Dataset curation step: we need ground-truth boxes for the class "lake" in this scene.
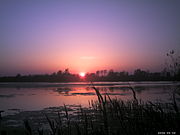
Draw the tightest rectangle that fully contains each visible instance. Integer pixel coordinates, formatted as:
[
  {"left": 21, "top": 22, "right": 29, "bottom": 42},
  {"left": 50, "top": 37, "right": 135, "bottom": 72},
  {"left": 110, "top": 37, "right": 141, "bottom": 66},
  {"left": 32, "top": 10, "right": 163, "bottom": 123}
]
[{"left": 0, "top": 81, "right": 179, "bottom": 116}]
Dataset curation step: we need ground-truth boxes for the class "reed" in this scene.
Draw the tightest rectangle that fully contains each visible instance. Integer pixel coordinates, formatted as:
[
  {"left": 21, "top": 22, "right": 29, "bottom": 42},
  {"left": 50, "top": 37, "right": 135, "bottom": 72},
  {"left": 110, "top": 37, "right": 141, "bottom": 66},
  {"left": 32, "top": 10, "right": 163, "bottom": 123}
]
[
  {"left": 1, "top": 86, "right": 179, "bottom": 135},
  {"left": 24, "top": 120, "right": 32, "bottom": 135}
]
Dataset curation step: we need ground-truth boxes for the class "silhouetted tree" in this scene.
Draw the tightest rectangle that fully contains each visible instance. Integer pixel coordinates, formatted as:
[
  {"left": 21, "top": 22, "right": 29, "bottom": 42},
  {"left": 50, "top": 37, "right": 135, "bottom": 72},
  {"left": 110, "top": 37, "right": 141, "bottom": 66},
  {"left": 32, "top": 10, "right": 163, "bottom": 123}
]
[
  {"left": 103, "top": 70, "right": 107, "bottom": 76},
  {"left": 57, "top": 70, "right": 62, "bottom": 76},
  {"left": 64, "top": 68, "right": 70, "bottom": 75},
  {"left": 100, "top": 70, "right": 104, "bottom": 76},
  {"left": 134, "top": 69, "right": 149, "bottom": 81},
  {"left": 0, "top": 67, "right": 175, "bottom": 82},
  {"left": 108, "top": 69, "right": 114, "bottom": 76},
  {"left": 96, "top": 70, "right": 100, "bottom": 77},
  {"left": 166, "top": 50, "right": 180, "bottom": 80},
  {"left": 16, "top": 74, "right": 21, "bottom": 78}
]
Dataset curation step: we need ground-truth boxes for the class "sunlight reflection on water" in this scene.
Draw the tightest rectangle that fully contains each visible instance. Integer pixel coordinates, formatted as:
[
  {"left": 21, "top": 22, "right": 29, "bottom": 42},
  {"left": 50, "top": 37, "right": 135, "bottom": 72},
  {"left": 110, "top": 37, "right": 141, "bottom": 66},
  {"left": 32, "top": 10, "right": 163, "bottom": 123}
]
[{"left": 0, "top": 81, "right": 179, "bottom": 115}]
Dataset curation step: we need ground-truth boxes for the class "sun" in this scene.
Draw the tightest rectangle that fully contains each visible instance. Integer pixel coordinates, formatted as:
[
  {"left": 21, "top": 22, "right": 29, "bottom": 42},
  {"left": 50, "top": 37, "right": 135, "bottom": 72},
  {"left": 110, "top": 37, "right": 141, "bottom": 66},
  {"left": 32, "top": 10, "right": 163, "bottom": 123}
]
[{"left": 79, "top": 72, "right": 86, "bottom": 77}]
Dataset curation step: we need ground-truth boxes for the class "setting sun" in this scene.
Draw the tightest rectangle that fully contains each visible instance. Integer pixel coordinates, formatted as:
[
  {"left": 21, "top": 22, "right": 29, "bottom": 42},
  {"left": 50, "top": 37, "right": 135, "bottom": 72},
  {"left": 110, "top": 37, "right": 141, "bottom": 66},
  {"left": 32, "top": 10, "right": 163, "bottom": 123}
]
[{"left": 79, "top": 72, "right": 86, "bottom": 77}]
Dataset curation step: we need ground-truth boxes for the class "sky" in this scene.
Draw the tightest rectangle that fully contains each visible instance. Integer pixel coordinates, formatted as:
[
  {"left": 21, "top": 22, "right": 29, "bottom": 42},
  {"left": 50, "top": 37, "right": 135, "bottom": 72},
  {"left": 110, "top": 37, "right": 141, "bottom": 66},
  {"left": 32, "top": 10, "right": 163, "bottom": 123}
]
[{"left": 0, "top": 0, "right": 180, "bottom": 76}]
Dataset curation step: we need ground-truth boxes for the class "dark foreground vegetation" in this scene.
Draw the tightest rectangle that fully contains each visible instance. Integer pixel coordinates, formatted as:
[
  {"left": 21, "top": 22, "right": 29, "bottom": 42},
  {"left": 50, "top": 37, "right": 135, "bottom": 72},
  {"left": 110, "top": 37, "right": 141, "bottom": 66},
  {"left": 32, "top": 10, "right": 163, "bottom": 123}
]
[{"left": 0, "top": 86, "right": 180, "bottom": 135}]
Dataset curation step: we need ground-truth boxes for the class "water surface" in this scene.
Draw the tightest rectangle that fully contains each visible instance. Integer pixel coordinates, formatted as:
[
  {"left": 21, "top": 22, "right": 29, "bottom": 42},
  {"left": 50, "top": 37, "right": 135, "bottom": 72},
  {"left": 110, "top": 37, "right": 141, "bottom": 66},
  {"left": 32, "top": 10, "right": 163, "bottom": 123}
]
[{"left": 0, "top": 81, "right": 179, "bottom": 115}]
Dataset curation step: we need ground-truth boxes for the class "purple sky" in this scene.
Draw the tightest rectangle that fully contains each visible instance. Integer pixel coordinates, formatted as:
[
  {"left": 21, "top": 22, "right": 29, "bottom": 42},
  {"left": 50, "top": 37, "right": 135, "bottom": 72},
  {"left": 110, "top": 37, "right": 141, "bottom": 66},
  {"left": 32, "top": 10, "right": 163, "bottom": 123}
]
[{"left": 0, "top": 0, "right": 180, "bottom": 76}]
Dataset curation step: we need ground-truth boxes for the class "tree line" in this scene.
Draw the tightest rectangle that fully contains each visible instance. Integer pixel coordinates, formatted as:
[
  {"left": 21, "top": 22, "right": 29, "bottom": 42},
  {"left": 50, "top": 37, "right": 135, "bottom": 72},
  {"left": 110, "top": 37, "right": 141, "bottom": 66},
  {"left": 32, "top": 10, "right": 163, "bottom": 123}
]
[
  {"left": 0, "top": 68, "right": 179, "bottom": 82},
  {"left": 0, "top": 50, "right": 179, "bottom": 82}
]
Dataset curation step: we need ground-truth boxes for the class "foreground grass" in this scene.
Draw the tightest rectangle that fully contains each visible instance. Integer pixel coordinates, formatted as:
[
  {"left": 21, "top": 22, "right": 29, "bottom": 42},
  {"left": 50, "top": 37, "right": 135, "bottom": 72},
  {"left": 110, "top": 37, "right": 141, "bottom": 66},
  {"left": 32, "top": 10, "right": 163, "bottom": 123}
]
[{"left": 0, "top": 86, "right": 180, "bottom": 135}]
